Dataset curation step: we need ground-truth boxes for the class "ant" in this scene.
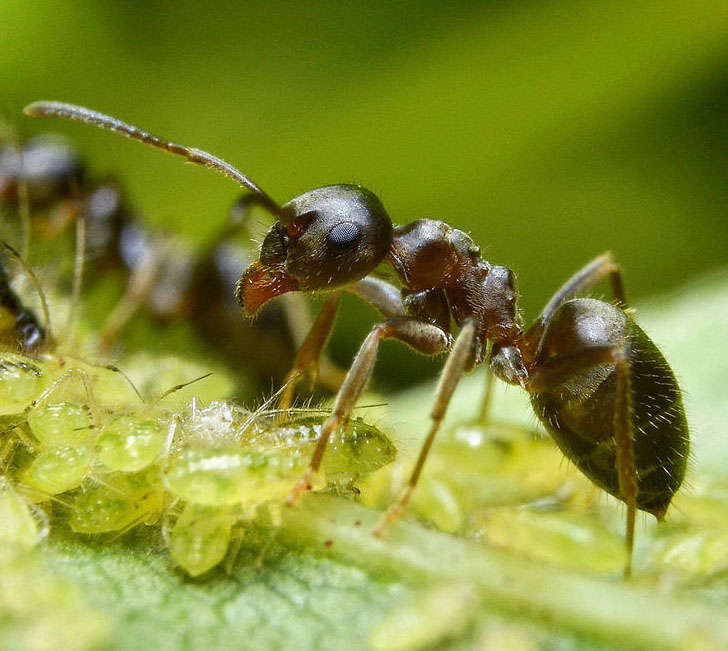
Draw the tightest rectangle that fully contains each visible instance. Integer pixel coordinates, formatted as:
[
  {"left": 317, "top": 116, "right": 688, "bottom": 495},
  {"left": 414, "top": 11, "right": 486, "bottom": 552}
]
[{"left": 24, "top": 101, "right": 690, "bottom": 577}]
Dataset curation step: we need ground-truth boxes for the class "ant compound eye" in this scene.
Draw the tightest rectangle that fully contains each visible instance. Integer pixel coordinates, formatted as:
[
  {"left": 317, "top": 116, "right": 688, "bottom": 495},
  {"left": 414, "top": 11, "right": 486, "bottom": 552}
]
[{"left": 328, "top": 221, "right": 361, "bottom": 250}]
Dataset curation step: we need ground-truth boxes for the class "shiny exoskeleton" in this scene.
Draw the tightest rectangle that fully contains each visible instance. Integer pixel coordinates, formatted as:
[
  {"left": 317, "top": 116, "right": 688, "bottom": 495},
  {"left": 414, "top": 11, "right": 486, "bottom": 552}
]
[{"left": 25, "top": 101, "right": 690, "bottom": 576}]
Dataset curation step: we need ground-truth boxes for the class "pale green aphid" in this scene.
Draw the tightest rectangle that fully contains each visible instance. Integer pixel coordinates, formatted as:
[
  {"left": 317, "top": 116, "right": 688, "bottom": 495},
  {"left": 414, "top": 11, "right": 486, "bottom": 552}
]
[
  {"left": 27, "top": 401, "right": 92, "bottom": 449},
  {"left": 68, "top": 467, "right": 164, "bottom": 534},
  {"left": 95, "top": 414, "right": 168, "bottom": 472},
  {"left": 0, "top": 355, "right": 47, "bottom": 416},
  {"left": 256, "top": 415, "right": 398, "bottom": 484},
  {"left": 21, "top": 445, "right": 91, "bottom": 495},
  {"left": 0, "top": 480, "right": 42, "bottom": 548},
  {"left": 165, "top": 410, "right": 396, "bottom": 510},
  {"left": 168, "top": 503, "right": 234, "bottom": 576},
  {"left": 165, "top": 446, "right": 318, "bottom": 508}
]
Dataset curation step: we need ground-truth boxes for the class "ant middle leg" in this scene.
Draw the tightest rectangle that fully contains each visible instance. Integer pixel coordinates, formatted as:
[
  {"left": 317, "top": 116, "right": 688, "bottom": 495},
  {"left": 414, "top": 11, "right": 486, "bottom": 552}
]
[
  {"left": 285, "top": 317, "right": 454, "bottom": 506},
  {"left": 375, "top": 319, "right": 477, "bottom": 534}
]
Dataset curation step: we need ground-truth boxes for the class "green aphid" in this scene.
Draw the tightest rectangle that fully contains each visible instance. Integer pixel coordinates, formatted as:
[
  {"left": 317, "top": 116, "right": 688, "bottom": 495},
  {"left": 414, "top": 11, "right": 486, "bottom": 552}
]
[
  {"left": 27, "top": 401, "right": 91, "bottom": 449},
  {"left": 95, "top": 415, "right": 167, "bottom": 472},
  {"left": 22, "top": 445, "right": 91, "bottom": 495},
  {"left": 169, "top": 503, "right": 234, "bottom": 576},
  {"left": 258, "top": 415, "right": 397, "bottom": 483},
  {"left": 165, "top": 446, "right": 314, "bottom": 509},
  {"left": 68, "top": 467, "right": 163, "bottom": 534},
  {"left": 165, "top": 413, "right": 396, "bottom": 509},
  {"left": 0, "top": 354, "right": 46, "bottom": 416},
  {"left": 0, "top": 480, "right": 41, "bottom": 548}
]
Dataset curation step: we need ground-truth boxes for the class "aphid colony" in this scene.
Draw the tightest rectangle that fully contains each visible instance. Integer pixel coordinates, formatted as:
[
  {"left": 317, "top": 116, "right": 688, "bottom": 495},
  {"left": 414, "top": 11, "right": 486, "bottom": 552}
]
[{"left": 0, "top": 349, "right": 395, "bottom": 575}]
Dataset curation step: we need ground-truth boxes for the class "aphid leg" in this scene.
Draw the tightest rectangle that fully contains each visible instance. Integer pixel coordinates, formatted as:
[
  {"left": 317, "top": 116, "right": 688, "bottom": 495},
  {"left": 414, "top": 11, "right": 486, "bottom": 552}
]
[
  {"left": 98, "top": 236, "right": 169, "bottom": 352},
  {"left": 374, "top": 320, "right": 476, "bottom": 535},
  {"left": 286, "top": 317, "right": 453, "bottom": 506},
  {"left": 525, "top": 342, "right": 638, "bottom": 577},
  {"left": 278, "top": 292, "right": 341, "bottom": 409}
]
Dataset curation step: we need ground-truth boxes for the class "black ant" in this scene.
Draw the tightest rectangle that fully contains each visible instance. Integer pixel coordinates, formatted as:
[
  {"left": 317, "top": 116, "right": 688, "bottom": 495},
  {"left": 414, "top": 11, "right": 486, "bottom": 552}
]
[{"left": 24, "top": 101, "right": 690, "bottom": 577}]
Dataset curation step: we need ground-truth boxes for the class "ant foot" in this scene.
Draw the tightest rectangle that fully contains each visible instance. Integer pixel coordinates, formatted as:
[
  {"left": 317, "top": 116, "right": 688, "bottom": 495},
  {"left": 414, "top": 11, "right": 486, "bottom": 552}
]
[
  {"left": 373, "top": 487, "right": 412, "bottom": 537},
  {"left": 285, "top": 470, "right": 314, "bottom": 507}
]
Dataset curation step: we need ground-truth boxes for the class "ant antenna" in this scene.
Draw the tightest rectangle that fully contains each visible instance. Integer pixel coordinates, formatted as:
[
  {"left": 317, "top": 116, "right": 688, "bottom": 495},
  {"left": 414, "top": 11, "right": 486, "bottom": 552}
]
[
  {"left": 1, "top": 240, "right": 53, "bottom": 345},
  {"left": 24, "top": 101, "right": 288, "bottom": 222}
]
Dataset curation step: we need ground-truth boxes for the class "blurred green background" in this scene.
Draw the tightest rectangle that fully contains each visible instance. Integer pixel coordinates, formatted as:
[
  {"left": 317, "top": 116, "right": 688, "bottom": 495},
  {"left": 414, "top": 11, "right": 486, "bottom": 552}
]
[{"left": 2, "top": 0, "right": 727, "bottom": 389}]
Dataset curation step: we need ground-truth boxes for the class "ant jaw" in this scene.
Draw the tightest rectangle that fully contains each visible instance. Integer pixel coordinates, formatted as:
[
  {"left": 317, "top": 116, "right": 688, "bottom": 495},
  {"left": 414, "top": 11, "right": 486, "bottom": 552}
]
[{"left": 235, "top": 259, "right": 299, "bottom": 316}]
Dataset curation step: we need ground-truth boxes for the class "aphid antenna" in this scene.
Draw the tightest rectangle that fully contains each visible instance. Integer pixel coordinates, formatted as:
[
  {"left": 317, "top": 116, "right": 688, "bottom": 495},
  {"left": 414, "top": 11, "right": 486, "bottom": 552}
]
[
  {"left": 86, "top": 472, "right": 132, "bottom": 498},
  {"left": 1, "top": 240, "right": 53, "bottom": 345},
  {"left": 240, "top": 381, "right": 293, "bottom": 436},
  {"left": 24, "top": 101, "right": 290, "bottom": 223},
  {"left": 262, "top": 402, "right": 390, "bottom": 418},
  {"left": 154, "top": 371, "right": 214, "bottom": 404}
]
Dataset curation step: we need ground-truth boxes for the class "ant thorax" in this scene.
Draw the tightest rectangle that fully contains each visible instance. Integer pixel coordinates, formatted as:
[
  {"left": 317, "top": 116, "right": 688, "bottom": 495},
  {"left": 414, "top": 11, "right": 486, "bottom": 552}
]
[{"left": 388, "top": 218, "right": 522, "bottom": 365}]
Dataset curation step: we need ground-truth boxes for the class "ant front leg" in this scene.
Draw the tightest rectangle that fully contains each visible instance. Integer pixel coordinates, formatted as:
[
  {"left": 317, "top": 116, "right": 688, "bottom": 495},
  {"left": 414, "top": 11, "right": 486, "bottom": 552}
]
[
  {"left": 278, "top": 292, "right": 341, "bottom": 409},
  {"left": 285, "top": 316, "right": 454, "bottom": 506}
]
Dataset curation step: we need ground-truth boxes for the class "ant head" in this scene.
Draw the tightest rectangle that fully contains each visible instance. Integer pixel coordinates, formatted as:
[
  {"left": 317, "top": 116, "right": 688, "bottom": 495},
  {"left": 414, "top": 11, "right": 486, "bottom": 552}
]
[
  {"left": 21, "top": 104, "right": 394, "bottom": 315},
  {"left": 237, "top": 185, "right": 393, "bottom": 315}
]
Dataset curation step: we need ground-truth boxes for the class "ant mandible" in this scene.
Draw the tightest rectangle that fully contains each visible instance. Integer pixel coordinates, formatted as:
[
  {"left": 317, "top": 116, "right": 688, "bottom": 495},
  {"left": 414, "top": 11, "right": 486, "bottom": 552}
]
[{"left": 25, "top": 101, "right": 689, "bottom": 577}]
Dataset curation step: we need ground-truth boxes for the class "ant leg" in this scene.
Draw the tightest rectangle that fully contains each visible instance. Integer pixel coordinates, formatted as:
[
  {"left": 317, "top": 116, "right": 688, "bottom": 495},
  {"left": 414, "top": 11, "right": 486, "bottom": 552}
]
[
  {"left": 534, "top": 253, "right": 627, "bottom": 337},
  {"left": 98, "top": 237, "right": 169, "bottom": 352},
  {"left": 525, "top": 342, "right": 638, "bottom": 578},
  {"left": 278, "top": 292, "right": 341, "bottom": 409},
  {"left": 477, "top": 341, "right": 494, "bottom": 426},
  {"left": 375, "top": 319, "right": 476, "bottom": 534},
  {"left": 286, "top": 317, "right": 453, "bottom": 506},
  {"left": 613, "top": 345, "right": 637, "bottom": 579}
]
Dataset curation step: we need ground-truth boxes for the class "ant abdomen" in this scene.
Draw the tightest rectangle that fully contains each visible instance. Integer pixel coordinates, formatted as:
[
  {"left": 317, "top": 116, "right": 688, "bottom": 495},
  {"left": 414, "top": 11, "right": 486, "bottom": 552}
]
[{"left": 529, "top": 298, "right": 689, "bottom": 520}]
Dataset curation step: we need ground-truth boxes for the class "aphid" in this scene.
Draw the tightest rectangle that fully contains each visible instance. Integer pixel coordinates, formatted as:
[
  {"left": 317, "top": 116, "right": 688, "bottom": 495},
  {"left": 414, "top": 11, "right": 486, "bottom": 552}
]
[
  {"left": 0, "top": 479, "right": 43, "bottom": 548},
  {"left": 21, "top": 444, "right": 91, "bottom": 495},
  {"left": 167, "top": 503, "right": 234, "bottom": 576},
  {"left": 94, "top": 413, "right": 168, "bottom": 473},
  {"left": 0, "top": 132, "right": 83, "bottom": 209},
  {"left": 26, "top": 101, "right": 690, "bottom": 577},
  {"left": 68, "top": 466, "right": 164, "bottom": 534},
  {"left": 164, "top": 405, "right": 395, "bottom": 513}
]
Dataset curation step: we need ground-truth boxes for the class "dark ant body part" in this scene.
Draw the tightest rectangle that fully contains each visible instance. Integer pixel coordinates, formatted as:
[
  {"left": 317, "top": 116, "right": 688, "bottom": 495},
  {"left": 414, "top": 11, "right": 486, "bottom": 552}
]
[
  {"left": 25, "top": 101, "right": 690, "bottom": 577},
  {"left": 0, "top": 257, "right": 45, "bottom": 353}
]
